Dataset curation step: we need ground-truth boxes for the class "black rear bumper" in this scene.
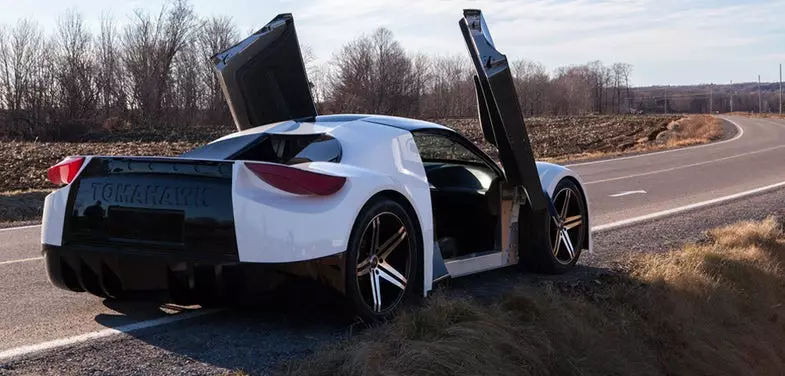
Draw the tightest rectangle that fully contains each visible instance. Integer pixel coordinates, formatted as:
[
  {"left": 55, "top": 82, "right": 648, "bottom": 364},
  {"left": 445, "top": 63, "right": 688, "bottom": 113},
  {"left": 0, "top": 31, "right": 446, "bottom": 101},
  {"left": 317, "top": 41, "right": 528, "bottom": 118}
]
[{"left": 43, "top": 243, "right": 252, "bottom": 304}]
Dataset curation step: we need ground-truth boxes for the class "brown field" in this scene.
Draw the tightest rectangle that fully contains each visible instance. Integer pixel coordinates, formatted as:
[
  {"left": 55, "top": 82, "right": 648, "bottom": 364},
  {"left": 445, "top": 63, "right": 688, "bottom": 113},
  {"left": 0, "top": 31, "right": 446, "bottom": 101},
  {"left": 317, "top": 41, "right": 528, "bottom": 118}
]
[
  {"left": 281, "top": 217, "right": 785, "bottom": 376},
  {"left": 3, "top": 141, "right": 200, "bottom": 193},
  {"left": 0, "top": 114, "right": 722, "bottom": 222}
]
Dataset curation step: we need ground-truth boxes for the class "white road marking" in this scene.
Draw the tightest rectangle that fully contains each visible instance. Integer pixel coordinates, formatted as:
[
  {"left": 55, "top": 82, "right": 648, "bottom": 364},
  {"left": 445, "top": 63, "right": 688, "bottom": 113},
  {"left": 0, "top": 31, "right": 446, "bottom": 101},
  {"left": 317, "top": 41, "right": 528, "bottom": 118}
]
[
  {"left": 584, "top": 144, "right": 785, "bottom": 185},
  {"left": 0, "top": 308, "right": 221, "bottom": 361},
  {"left": 565, "top": 116, "right": 745, "bottom": 167},
  {"left": 592, "top": 180, "right": 785, "bottom": 232},
  {"left": 0, "top": 224, "right": 41, "bottom": 233},
  {"left": 0, "top": 257, "right": 43, "bottom": 266},
  {"left": 609, "top": 190, "right": 647, "bottom": 197}
]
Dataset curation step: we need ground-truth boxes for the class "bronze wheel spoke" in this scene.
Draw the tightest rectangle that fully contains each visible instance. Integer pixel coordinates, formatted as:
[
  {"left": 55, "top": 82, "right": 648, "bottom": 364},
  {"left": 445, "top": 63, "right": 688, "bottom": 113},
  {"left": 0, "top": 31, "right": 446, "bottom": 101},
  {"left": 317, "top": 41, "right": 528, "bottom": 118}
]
[{"left": 563, "top": 215, "right": 582, "bottom": 230}]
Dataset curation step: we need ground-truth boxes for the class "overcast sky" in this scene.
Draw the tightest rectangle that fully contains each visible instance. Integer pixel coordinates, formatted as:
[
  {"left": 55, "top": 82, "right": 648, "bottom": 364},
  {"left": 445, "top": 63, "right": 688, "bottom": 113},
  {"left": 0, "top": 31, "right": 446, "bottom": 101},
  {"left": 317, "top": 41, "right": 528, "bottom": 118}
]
[{"left": 0, "top": 0, "right": 783, "bottom": 87}]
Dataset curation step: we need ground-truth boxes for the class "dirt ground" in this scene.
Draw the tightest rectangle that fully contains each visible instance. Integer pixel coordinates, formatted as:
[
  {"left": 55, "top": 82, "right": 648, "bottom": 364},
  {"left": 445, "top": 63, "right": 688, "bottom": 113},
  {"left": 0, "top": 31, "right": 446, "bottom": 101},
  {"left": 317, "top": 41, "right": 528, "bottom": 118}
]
[{"left": 2, "top": 115, "right": 701, "bottom": 192}]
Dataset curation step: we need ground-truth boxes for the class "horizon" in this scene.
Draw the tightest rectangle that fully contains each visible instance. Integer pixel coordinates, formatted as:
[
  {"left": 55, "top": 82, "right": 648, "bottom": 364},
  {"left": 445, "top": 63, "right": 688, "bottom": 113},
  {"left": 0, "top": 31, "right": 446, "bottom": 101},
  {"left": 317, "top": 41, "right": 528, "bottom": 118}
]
[{"left": 0, "top": 0, "right": 783, "bottom": 87}]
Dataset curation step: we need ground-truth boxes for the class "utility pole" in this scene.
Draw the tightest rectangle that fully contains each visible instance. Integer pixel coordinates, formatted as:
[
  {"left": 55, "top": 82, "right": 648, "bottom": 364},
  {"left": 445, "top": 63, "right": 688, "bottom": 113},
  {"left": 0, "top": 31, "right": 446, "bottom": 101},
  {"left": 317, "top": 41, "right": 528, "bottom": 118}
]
[
  {"left": 780, "top": 63, "right": 782, "bottom": 115},
  {"left": 709, "top": 84, "right": 713, "bottom": 114},
  {"left": 664, "top": 87, "right": 668, "bottom": 114},
  {"left": 759, "top": 74, "right": 763, "bottom": 113},
  {"left": 730, "top": 80, "right": 733, "bottom": 112}
]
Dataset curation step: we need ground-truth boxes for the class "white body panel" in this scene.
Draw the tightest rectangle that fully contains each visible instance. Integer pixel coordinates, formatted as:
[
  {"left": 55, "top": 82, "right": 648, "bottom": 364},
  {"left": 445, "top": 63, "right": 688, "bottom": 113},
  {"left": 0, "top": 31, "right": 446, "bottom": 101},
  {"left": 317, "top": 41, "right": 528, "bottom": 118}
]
[
  {"left": 41, "top": 186, "right": 71, "bottom": 246},
  {"left": 230, "top": 119, "right": 435, "bottom": 294}
]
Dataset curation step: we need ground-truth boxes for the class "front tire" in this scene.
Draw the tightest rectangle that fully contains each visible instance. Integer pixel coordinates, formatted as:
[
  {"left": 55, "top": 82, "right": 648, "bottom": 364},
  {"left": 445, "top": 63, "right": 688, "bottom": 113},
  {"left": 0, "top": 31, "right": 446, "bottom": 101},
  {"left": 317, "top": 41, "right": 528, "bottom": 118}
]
[
  {"left": 520, "top": 178, "right": 587, "bottom": 274},
  {"left": 345, "top": 197, "right": 420, "bottom": 322}
]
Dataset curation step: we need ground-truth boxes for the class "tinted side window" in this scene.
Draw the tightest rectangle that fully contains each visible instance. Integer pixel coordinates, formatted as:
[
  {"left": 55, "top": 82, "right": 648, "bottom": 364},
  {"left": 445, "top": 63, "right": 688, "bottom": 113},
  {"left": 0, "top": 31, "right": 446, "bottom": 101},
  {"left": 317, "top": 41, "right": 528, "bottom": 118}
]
[{"left": 413, "top": 133, "right": 484, "bottom": 163}]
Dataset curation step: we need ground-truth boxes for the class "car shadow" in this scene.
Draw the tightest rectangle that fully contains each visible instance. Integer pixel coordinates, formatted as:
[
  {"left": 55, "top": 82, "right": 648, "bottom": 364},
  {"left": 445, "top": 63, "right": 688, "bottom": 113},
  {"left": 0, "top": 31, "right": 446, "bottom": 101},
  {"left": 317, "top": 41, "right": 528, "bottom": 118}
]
[{"left": 91, "top": 279, "right": 357, "bottom": 374}]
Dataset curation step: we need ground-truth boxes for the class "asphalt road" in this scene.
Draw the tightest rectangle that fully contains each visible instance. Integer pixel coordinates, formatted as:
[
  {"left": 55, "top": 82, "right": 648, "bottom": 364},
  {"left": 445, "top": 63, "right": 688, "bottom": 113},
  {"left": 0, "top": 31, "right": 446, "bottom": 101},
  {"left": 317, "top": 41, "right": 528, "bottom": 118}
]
[
  {"left": 573, "top": 115, "right": 785, "bottom": 226},
  {"left": 2, "top": 115, "right": 785, "bottom": 375}
]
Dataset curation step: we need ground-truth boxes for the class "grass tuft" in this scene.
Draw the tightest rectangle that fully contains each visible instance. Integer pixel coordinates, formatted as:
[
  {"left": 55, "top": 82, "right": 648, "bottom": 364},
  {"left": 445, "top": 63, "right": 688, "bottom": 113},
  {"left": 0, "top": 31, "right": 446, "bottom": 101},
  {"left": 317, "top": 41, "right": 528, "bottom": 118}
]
[{"left": 665, "top": 115, "right": 724, "bottom": 147}]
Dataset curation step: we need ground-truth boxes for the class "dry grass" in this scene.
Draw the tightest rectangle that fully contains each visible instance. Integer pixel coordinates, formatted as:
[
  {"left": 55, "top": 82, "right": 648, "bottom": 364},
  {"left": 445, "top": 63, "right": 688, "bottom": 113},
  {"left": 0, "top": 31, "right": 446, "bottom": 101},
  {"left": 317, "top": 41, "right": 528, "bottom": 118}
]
[
  {"left": 0, "top": 189, "right": 51, "bottom": 223},
  {"left": 664, "top": 115, "right": 724, "bottom": 147},
  {"left": 282, "top": 217, "right": 785, "bottom": 376}
]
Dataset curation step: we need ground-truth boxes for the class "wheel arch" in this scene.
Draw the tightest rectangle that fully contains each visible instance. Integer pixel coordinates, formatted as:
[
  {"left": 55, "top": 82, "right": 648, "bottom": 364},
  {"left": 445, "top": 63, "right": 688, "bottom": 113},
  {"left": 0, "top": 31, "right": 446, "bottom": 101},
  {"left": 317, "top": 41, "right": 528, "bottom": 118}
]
[{"left": 535, "top": 161, "right": 593, "bottom": 255}]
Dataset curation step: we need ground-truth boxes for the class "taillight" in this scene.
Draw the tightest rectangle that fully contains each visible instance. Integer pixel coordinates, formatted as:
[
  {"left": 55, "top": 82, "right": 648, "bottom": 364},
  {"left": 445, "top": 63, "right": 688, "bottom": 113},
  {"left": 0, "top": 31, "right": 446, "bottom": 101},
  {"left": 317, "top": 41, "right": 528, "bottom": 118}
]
[
  {"left": 47, "top": 156, "right": 85, "bottom": 186},
  {"left": 244, "top": 162, "right": 346, "bottom": 196}
]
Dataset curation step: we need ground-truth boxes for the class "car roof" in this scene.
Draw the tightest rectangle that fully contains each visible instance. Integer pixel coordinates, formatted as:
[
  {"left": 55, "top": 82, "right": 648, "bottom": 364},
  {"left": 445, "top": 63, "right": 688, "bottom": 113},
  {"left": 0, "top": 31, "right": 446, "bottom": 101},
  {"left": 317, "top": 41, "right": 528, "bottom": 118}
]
[
  {"left": 212, "top": 114, "right": 455, "bottom": 142},
  {"left": 315, "top": 114, "right": 453, "bottom": 132}
]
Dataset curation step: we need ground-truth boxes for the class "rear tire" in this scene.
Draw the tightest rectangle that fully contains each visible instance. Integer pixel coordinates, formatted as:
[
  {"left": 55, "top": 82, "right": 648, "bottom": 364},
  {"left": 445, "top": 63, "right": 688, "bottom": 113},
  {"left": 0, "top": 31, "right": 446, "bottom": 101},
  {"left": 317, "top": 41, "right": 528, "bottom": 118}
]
[
  {"left": 345, "top": 197, "right": 420, "bottom": 322},
  {"left": 520, "top": 179, "right": 587, "bottom": 274}
]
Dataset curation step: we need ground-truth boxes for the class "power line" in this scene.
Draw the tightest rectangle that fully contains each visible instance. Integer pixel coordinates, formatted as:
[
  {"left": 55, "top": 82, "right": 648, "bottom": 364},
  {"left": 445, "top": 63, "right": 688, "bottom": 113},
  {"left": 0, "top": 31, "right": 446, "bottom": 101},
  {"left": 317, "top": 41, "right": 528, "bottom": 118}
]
[{"left": 759, "top": 74, "right": 763, "bottom": 113}]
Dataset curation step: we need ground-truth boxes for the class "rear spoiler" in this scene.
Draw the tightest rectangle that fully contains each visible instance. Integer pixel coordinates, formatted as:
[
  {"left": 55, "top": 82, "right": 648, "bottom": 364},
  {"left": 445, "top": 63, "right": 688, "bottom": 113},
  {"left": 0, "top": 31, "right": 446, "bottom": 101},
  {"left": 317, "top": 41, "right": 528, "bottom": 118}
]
[{"left": 460, "top": 9, "right": 547, "bottom": 211}]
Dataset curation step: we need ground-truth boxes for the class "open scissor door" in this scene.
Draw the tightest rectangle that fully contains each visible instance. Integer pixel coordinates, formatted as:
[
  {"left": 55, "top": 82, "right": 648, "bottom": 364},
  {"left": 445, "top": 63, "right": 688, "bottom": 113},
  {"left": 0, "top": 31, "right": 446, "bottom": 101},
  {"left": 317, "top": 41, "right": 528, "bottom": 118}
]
[{"left": 459, "top": 9, "right": 547, "bottom": 212}]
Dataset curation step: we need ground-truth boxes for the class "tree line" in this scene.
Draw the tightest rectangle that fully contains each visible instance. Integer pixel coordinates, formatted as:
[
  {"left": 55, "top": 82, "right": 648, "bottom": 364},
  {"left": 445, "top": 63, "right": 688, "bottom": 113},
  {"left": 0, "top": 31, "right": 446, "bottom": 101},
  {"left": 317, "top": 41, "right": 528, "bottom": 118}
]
[{"left": 0, "top": 1, "right": 639, "bottom": 140}]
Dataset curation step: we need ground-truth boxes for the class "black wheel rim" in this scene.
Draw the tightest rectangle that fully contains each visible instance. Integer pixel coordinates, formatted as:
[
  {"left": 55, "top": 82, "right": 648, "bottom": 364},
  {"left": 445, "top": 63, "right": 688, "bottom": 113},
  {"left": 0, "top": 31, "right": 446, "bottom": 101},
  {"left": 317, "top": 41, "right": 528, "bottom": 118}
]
[
  {"left": 355, "top": 212, "right": 411, "bottom": 314},
  {"left": 550, "top": 187, "right": 585, "bottom": 265}
]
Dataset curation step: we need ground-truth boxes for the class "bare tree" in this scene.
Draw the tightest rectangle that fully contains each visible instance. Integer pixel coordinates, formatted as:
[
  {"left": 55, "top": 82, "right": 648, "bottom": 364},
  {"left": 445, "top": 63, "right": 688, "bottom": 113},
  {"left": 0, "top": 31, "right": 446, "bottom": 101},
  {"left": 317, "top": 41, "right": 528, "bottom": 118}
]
[
  {"left": 421, "top": 54, "right": 473, "bottom": 118},
  {"left": 55, "top": 9, "right": 96, "bottom": 123},
  {"left": 0, "top": 20, "right": 46, "bottom": 137},
  {"left": 196, "top": 15, "right": 237, "bottom": 124},
  {"left": 327, "top": 34, "right": 373, "bottom": 113},
  {"left": 95, "top": 13, "right": 125, "bottom": 120},
  {"left": 171, "top": 41, "right": 201, "bottom": 125},
  {"left": 512, "top": 59, "right": 550, "bottom": 116},
  {"left": 121, "top": 0, "right": 195, "bottom": 127},
  {"left": 328, "top": 28, "right": 420, "bottom": 116},
  {"left": 550, "top": 65, "right": 592, "bottom": 115}
]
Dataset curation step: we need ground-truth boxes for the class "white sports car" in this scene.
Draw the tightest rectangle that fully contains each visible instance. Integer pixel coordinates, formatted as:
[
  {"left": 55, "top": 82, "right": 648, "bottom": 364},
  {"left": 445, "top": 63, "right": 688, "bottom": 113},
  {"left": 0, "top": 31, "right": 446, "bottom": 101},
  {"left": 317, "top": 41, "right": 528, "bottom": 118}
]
[{"left": 41, "top": 10, "right": 591, "bottom": 320}]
